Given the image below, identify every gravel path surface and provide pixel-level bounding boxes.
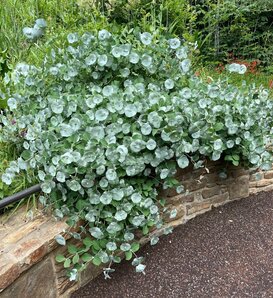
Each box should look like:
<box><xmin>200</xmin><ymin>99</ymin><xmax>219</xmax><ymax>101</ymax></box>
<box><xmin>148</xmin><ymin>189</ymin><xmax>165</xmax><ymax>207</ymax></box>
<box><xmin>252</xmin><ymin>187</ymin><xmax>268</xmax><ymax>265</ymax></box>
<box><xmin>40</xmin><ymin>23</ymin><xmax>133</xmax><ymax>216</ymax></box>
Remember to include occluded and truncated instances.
<box><xmin>72</xmin><ymin>192</ymin><xmax>273</xmax><ymax>298</ymax></box>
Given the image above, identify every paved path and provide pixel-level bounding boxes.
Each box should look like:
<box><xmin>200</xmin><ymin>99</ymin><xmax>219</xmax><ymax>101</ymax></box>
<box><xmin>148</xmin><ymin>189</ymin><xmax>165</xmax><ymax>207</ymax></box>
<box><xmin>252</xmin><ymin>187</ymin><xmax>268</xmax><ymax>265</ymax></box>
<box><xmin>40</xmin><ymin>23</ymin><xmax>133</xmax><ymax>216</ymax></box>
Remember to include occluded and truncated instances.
<box><xmin>72</xmin><ymin>192</ymin><xmax>273</xmax><ymax>298</ymax></box>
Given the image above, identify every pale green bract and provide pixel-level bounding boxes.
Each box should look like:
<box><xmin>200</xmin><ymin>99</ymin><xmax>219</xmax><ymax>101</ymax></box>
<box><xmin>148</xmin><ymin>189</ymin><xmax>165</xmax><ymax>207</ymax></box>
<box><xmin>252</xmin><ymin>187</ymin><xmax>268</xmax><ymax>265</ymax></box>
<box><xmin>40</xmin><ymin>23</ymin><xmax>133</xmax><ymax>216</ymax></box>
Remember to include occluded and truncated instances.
<box><xmin>1</xmin><ymin>28</ymin><xmax>273</xmax><ymax>279</ymax></box>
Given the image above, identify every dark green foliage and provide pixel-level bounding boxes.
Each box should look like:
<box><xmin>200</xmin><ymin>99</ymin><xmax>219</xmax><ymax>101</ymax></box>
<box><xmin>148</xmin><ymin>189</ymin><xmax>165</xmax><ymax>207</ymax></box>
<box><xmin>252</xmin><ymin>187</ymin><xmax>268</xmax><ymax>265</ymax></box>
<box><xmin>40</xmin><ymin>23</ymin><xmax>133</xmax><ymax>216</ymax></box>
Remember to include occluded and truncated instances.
<box><xmin>192</xmin><ymin>0</ymin><xmax>273</xmax><ymax>67</ymax></box>
<box><xmin>99</xmin><ymin>0</ymin><xmax>273</xmax><ymax>68</ymax></box>
<box><xmin>1</xmin><ymin>0</ymin><xmax>272</xmax><ymax>71</ymax></box>
<box><xmin>105</xmin><ymin>0</ymin><xmax>195</xmax><ymax>37</ymax></box>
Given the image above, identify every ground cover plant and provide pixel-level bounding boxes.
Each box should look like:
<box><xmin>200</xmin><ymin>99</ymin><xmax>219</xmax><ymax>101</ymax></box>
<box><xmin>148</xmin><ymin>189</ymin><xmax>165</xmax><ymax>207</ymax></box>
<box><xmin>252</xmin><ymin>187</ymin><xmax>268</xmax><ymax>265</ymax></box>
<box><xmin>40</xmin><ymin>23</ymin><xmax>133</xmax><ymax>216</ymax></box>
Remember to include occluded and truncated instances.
<box><xmin>1</xmin><ymin>27</ymin><xmax>273</xmax><ymax>280</ymax></box>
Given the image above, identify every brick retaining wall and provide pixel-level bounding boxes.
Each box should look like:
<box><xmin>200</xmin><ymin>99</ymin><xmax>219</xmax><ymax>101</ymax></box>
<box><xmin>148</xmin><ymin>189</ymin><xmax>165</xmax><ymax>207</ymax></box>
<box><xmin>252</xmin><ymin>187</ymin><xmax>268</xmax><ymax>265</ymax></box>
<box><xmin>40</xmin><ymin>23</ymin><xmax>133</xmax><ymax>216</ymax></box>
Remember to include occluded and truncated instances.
<box><xmin>1</xmin><ymin>162</ymin><xmax>272</xmax><ymax>298</ymax></box>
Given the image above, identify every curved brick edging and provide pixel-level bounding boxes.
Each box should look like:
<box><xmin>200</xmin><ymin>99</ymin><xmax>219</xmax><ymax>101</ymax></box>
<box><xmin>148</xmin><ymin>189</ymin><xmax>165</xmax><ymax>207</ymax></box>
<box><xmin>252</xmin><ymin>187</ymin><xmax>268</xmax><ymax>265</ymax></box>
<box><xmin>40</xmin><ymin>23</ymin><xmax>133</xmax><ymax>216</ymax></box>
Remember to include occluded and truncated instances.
<box><xmin>0</xmin><ymin>161</ymin><xmax>272</xmax><ymax>298</ymax></box>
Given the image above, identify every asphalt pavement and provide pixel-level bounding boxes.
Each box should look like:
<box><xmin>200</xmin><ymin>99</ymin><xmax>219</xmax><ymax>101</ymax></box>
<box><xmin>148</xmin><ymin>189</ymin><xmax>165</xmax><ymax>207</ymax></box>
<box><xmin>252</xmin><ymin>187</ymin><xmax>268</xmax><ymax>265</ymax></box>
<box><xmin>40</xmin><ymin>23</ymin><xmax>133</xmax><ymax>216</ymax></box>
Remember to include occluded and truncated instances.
<box><xmin>72</xmin><ymin>191</ymin><xmax>273</xmax><ymax>298</ymax></box>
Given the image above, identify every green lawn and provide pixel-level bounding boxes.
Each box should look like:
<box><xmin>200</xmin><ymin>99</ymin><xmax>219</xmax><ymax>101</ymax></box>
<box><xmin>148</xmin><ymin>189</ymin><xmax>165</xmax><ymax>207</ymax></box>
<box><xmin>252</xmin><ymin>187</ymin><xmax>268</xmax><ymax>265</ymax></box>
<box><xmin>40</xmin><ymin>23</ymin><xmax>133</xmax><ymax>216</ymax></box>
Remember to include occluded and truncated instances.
<box><xmin>197</xmin><ymin>66</ymin><xmax>273</xmax><ymax>94</ymax></box>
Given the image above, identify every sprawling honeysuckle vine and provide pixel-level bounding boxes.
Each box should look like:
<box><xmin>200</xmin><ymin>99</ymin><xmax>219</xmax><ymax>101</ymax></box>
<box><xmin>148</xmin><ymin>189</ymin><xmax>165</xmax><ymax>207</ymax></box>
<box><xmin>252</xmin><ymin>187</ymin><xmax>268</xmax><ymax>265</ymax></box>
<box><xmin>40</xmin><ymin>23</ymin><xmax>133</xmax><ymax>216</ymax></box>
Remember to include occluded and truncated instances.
<box><xmin>1</xmin><ymin>29</ymin><xmax>273</xmax><ymax>280</ymax></box>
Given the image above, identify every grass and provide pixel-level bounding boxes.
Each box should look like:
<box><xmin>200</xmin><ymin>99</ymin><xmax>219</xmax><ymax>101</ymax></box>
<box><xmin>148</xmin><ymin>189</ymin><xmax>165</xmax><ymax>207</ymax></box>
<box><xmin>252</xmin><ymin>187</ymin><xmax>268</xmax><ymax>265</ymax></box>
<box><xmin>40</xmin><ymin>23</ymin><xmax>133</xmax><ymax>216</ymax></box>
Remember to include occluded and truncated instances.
<box><xmin>0</xmin><ymin>0</ymin><xmax>107</xmax><ymax>68</ymax></box>
<box><xmin>196</xmin><ymin>66</ymin><xmax>273</xmax><ymax>95</ymax></box>
<box><xmin>0</xmin><ymin>142</ymin><xmax>36</xmax><ymax>210</ymax></box>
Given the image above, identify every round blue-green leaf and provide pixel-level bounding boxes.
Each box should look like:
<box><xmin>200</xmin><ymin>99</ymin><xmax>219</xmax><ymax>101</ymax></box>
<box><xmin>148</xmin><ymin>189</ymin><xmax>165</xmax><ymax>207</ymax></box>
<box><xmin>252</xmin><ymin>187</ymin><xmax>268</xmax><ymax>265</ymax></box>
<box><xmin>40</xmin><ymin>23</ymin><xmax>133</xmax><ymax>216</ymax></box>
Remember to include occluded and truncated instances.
<box><xmin>169</xmin><ymin>209</ymin><xmax>177</xmax><ymax>219</ymax></box>
<box><xmin>124</xmin><ymin>104</ymin><xmax>137</xmax><ymax>117</ymax></box>
<box><xmin>114</xmin><ymin>210</ymin><xmax>127</xmax><ymax>221</ymax></box>
<box><xmin>67</xmin><ymin>180</ymin><xmax>81</xmax><ymax>192</ymax></box>
<box><xmin>95</xmin><ymin>109</ymin><xmax>109</xmax><ymax>122</ymax></box>
<box><xmin>85</xmin><ymin>211</ymin><xmax>95</xmax><ymax>222</ymax></box>
<box><xmin>85</xmin><ymin>53</ymin><xmax>97</xmax><ymax>66</ymax></box>
<box><xmin>146</xmin><ymin>139</ymin><xmax>157</xmax><ymax>151</ymax></box>
<box><xmin>135</xmin><ymin>264</ymin><xmax>146</xmax><ymax>273</ymax></box>
<box><xmin>106</xmin><ymin>169</ymin><xmax>117</xmax><ymax>181</ymax></box>
<box><xmin>7</xmin><ymin>98</ymin><xmax>17</xmax><ymax>110</ymax></box>
<box><xmin>98</xmin><ymin>29</ymin><xmax>111</xmax><ymax>40</ymax></box>
<box><xmin>67</xmin><ymin>33</ymin><xmax>78</xmax><ymax>43</ymax></box>
<box><xmin>100</xmin><ymin>192</ymin><xmax>112</xmax><ymax>205</ymax></box>
<box><xmin>55</xmin><ymin>235</ymin><xmax>66</xmax><ymax>246</ymax></box>
<box><xmin>168</xmin><ymin>38</ymin><xmax>181</xmax><ymax>49</ymax></box>
<box><xmin>89</xmin><ymin>227</ymin><xmax>104</xmax><ymax>239</ymax></box>
<box><xmin>41</xmin><ymin>181</ymin><xmax>52</xmax><ymax>194</ymax></box>
<box><xmin>141</xmin><ymin>123</ymin><xmax>152</xmax><ymax>135</ymax></box>
<box><xmin>213</xmin><ymin>139</ymin><xmax>223</xmax><ymax>151</ymax></box>
<box><xmin>177</xmin><ymin>155</ymin><xmax>189</xmax><ymax>169</ymax></box>
<box><xmin>150</xmin><ymin>205</ymin><xmax>158</xmax><ymax>214</ymax></box>
<box><xmin>180</xmin><ymin>59</ymin><xmax>191</xmax><ymax>73</ymax></box>
<box><xmin>98</xmin><ymin>54</ymin><xmax>108</xmax><ymax>67</ymax></box>
<box><xmin>164</xmin><ymin>79</ymin><xmax>174</xmax><ymax>90</ymax></box>
<box><xmin>132</xmin><ymin>215</ymin><xmax>145</xmax><ymax>227</ymax></box>
<box><xmin>106</xmin><ymin>222</ymin><xmax>122</xmax><ymax>234</ymax></box>
<box><xmin>131</xmin><ymin>193</ymin><xmax>142</xmax><ymax>204</ymax></box>
<box><xmin>129</xmin><ymin>52</ymin><xmax>140</xmax><ymax>64</ymax></box>
<box><xmin>150</xmin><ymin>236</ymin><xmax>159</xmax><ymax>245</ymax></box>
<box><xmin>140</xmin><ymin>32</ymin><xmax>152</xmax><ymax>45</ymax></box>
<box><xmin>120</xmin><ymin>243</ymin><xmax>131</xmax><ymax>252</ymax></box>
<box><xmin>106</xmin><ymin>242</ymin><xmax>117</xmax><ymax>251</ymax></box>
<box><xmin>141</xmin><ymin>54</ymin><xmax>152</xmax><ymax>67</ymax></box>
<box><xmin>124</xmin><ymin>232</ymin><xmax>134</xmax><ymax>241</ymax></box>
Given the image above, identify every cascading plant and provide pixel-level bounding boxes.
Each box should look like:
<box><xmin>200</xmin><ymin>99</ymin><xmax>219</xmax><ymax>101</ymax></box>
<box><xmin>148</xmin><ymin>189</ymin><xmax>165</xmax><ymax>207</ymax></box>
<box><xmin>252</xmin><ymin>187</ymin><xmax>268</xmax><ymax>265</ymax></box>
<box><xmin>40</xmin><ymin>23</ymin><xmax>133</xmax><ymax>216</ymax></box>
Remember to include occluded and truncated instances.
<box><xmin>1</xmin><ymin>28</ymin><xmax>273</xmax><ymax>280</ymax></box>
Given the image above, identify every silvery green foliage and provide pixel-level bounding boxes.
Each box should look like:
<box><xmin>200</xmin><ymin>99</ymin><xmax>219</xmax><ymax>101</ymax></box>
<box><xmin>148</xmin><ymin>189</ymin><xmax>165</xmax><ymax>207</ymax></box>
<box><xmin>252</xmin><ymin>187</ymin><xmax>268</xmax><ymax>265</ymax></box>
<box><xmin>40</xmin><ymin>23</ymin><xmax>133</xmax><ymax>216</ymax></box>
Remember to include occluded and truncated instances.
<box><xmin>227</xmin><ymin>63</ymin><xmax>247</xmax><ymax>75</ymax></box>
<box><xmin>23</xmin><ymin>18</ymin><xmax>47</xmax><ymax>41</ymax></box>
<box><xmin>1</xmin><ymin>29</ymin><xmax>273</xmax><ymax>278</ymax></box>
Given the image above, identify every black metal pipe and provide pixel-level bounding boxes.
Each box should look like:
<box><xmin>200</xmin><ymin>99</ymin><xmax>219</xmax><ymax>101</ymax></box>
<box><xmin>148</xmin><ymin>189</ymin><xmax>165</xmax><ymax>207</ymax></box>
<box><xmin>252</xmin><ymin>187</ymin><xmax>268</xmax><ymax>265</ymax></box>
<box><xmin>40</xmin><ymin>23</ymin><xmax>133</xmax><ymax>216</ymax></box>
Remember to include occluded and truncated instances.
<box><xmin>0</xmin><ymin>183</ymin><xmax>41</xmax><ymax>209</ymax></box>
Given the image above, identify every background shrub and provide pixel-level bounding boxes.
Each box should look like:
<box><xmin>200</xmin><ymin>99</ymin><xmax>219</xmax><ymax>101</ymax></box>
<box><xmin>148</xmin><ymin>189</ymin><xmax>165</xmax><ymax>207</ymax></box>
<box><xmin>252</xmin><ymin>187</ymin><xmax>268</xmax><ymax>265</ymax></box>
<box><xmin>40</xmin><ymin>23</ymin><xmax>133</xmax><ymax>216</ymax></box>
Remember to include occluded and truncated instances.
<box><xmin>193</xmin><ymin>0</ymin><xmax>273</xmax><ymax>69</ymax></box>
